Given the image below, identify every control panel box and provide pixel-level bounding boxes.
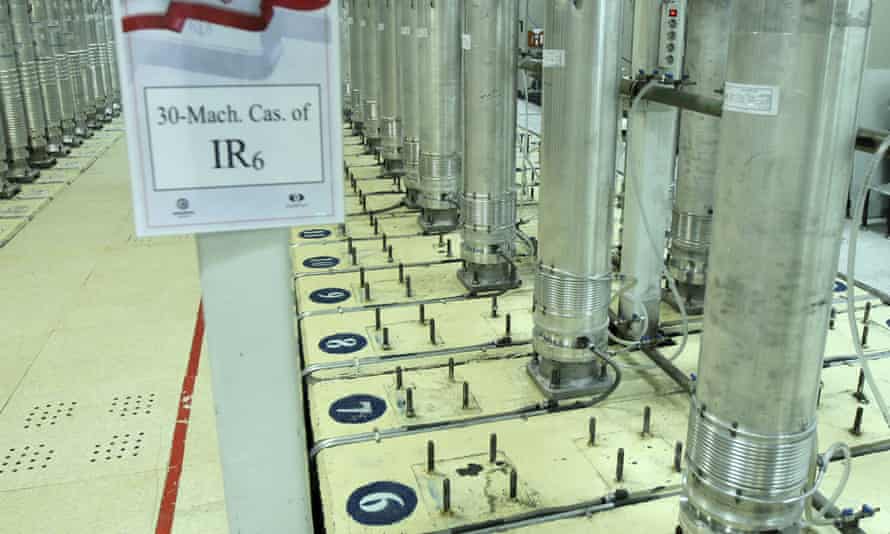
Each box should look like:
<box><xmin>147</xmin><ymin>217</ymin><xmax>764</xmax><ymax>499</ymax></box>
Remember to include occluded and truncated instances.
<box><xmin>657</xmin><ymin>0</ymin><xmax>686</xmax><ymax>75</ymax></box>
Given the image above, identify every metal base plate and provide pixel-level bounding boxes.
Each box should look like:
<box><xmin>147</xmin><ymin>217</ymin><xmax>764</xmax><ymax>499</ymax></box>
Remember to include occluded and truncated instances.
<box><xmin>418</xmin><ymin>209</ymin><xmax>459</xmax><ymax>234</ymax></box>
<box><xmin>0</xmin><ymin>180</ymin><xmax>21</xmax><ymax>199</ymax></box>
<box><xmin>526</xmin><ymin>358</ymin><xmax>615</xmax><ymax>401</ymax></box>
<box><xmin>8</xmin><ymin>166</ymin><xmax>40</xmax><ymax>184</ymax></box>
<box><xmin>457</xmin><ymin>263</ymin><xmax>521</xmax><ymax>294</ymax></box>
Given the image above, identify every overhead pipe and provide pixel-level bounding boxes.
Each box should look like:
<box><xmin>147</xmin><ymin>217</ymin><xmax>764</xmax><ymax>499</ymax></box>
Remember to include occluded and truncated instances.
<box><xmin>379</xmin><ymin>0</ymin><xmax>403</xmax><ymax>172</ymax></box>
<box><xmin>527</xmin><ymin>0</ymin><xmax>623</xmax><ymax>399</ymax></box>
<box><xmin>417</xmin><ymin>0</ymin><xmax>462</xmax><ymax>234</ymax></box>
<box><xmin>457</xmin><ymin>0</ymin><xmax>520</xmax><ymax>292</ymax></box>
<box><xmin>667</xmin><ymin>0</ymin><xmax>731</xmax><ymax>314</ymax></box>
<box><xmin>679</xmin><ymin>0</ymin><xmax>871</xmax><ymax>531</ymax></box>
<box><xmin>397</xmin><ymin>0</ymin><xmax>422</xmax><ymax>207</ymax></box>
<box><xmin>360</xmin><ymin>0</ymin><xmax>382</xmax><ymax>153</ymax></box>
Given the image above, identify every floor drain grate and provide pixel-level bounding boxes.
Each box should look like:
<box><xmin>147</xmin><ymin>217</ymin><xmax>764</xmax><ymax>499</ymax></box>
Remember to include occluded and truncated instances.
<box><xmin>0</xmin><ymin>444</ymin><xmax>55</xmax><ymax>474</ymax></box>
<box><xmin>91</xmin><ymin>433</ymin><xmax>145</xmax><ymax>463</ymax></box>
<box><xmin>25</xmin><ymin>401</ymin><xmax>77</xmax><ymax>429</ymax></box>
<box><xmin>108</xmin><ymin>393</ymin><xmax>156</xmax><ymax>417</ymax></box>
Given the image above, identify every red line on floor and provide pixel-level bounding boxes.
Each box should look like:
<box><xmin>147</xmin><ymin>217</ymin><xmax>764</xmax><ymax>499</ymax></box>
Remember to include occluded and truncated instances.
<box><xmin>155</xmin><ymin>300</ymin><xmax>205</xmax><ymax>534</ymax></box>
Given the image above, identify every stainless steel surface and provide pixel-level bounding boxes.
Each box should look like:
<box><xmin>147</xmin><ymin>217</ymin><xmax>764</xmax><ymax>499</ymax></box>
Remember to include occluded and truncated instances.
<box><xmin>60</xmin><ymin>0</ymin><xmax>90</xmax><ymax>136</ymax></box>
<box><xmin>340</xmin><ymin>0</ymin><xmax>352</xmax><ymax>118</ymax></box>
<box><xmin>90</xmin><ymin>0</ymin><xmax>113</xmax><ymax>118</ymax></box>
<box><xmin>379</xmin><ymin>0</ymin><xmax>402</xmax><ymax>165</ymax></box>
<box><xmin>0</xmin><ymin>1</ymin><xmax>37</xmax><ymax>179</ymax></box>
<box><xmin>68</xmin><ymin>0</ymin><xmax>98</xmax><ymax>128</ymax></box>
<box><xmin>47</xmin><ymin>0</ymin><xmax>78</xmax><ymax>143</ymax></box>
<box><xmin>81</xmin><ymin>0</ymin><xmax>108</xmax><ymax>120</ymax></box>
<box><xmin>680</xmin><ymin>1</ymin><xmax>870</xmax><ymax>531</ymax></box>
<box><xmin>529</xmin><ymin>0</ymin><xmax>623</xmax><ymax>397</ymax></box>
<box><xmin>398</xmin><ymin>0</ymin><xmax>421</xmax><ymax>205</ymax></box>
<box><xmin>668</xmin><ymin>0</ymin><xmax>730</xmax><ymax>309</ymax></box>
<box><xmin>29</xmin><ymin>0</ymin><xmax>66</xmax><ymax>154</ymax></box>
<box><xmin>361</xmin><ymin>0</ymin><xmax>381</xmax><ymax>144</ymax></box>
<box><xmin>9</xmin><ymin>0</ymin><xmax>53</xmax><ymax>164</ymax></box>
<box><xmin>458</xmin><ymin>0</ymin><xmax>519</xmax><ymax>291</ymax></box>
<box><xmin>102</xmin><ymin>0</ymin><xmax>120</xmax><ymax>112</ymax></box>
<box><xmin>618</xmin><ymin>0</ymin><xmax>681</xmax><ymax>340</ymax></box>
<box><xmin>417</xmin><ymin>0</ymin><xmax>462</xmax><ymax>231</ymax></box>
<box><xmin>348</xmin><ymin>0</ymin><xmax>364</xmax><ymax>130</ymax></box>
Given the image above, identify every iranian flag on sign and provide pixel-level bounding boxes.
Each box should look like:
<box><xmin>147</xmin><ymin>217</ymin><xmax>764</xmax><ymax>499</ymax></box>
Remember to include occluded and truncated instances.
<box><xmin>121</xmin><ymin>0</ymin><xmax>329</xmax><ymax>33</ymax></box>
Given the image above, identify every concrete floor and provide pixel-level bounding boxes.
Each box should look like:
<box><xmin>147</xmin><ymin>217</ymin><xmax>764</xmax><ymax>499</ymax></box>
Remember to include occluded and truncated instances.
<box><xmin>1</xmin><ymin>131</ymin><xmax>888</xmax><ymax>532</ymax></box>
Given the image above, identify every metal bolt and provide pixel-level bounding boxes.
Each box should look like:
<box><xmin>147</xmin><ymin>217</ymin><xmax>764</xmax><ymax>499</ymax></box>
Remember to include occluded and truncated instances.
<box><xmin>406</xmin><ymin>387</ymin><xmax>415</xmax><ymax>418</ymax></box>
<box><xmin>642</xmin><ymin>406</ymin><xmax>652</xmax><ymax>436</ymax></box>
<box><xmin>448</xmin><ymin>357</ymin><xmax>455</xmax><ymax>381</ymax></box>
<box><xmin>505</xmin><ymin>314</ymin><xmax>512</xmax><ymax>339</ymax></box>
<box><xmin>674</xmin><ymin>441</ymin><xmax>683</xmax><ymax>473</ymax></box>
<box><xmin>438</xmin><ymin>233</ymin><xmax>444</xmax><ymax>247</ymax></box>
<box><xmin>864</xmin><ymin>301</ymin><xmax>872</xmax><ymax>323</ymax></box>
<box><xmin>829</xmin><ymin>308</ymin><xmax>836</xmax><ymax>330</ymax></box>
<box><xmin>588</xmin><ymin>417</ymin><xmax>596</xmax><ymax>446</ymax></box>
<box><xmin>347</xmin><ymin>237</ymin><xmax>353</xmax><ymax>251</ymax></box>
<box><xmin>382</xmin><ymin>233</ymin><xmax>388</xmax><ymax>252</ymax></box>
<box><xmin>862</xmin><ymin>323</ymin><xmax>870</xmax><ymax>348</ymax></box>
<box><xmin>817</xmin><ymin>381</ymin><xmax>824</xmax><ymax>408</ymax></box>
<box><xmin>382</xmin><ymin>327</ymin><xmax>391</xmax><ymax>350</ymax></box>
<box><xmin>616</xmin><ymin>448</ymin><xmax>625</xmax><ymax>482</ymax></box>
<box><xmin>419</xmin><ymin>303</ymin><xmax>426</xmax><ymax>324</ymax></box>
<box><xmin>375</xmin><ymin>307</ymin><xmax>382</xmax><ymax>330</ymax></box>
<box><xmin>427</xmin><ymin>440</ymin><xmax>435</xmax><ymax>473</ymax></box>
<box><xmin>489</xmin><ymin>433</ymin><xmax>497</xmax><ymax>463</ymax></box>
<box><xmin>373</xmin><ymin>217</ymin><xmax>379</xmax><ymax>235</ymax></box>
<box><xmin>429</xmin><ymin>319</ymin><xmax>437</xmax><ymax>345</ymax></box>
<box><xmin>854</xmin><ymin>370</ymin><xmax>868</xmax><ymax>404</ymax></box>
<box><xmin>491</xmin><ymin>296</ymin><xmax>498</xmax><ymax>318</ymax></box>
<box><xmin>462</xmin><ymin>381</ymin><xmax>470</xmax><ymax>409</ymax></box>
<box><xmin>509</xmin><ymin>469</ymin><xmax>518</xmax><ymax>500</ymax></box>
<box><xmin>364</xmin><ymin>282</ymin><xmax>371</xmax><ymax>302</ymax></box>
<box><xmin>406</xmin><ymin>275</ymin><xmax>413</xmax><ymax>297</ymax></box>
<box><xmin>398</xmin><ymin>263</ymin><xmax>405</xmax><ymax>283</ymax></box>
<box><xmin>550</xmin><ymin>367</ymin><xmax>561</xmax><ymax>388</ymax></box>
<box><xmin>396</xmin><ymin>366</ymin><xmax>403</xmax><ymax>390</ymax></box>
<box><xmin>441</xmin><ymin>478</ymin><xmax>451</xmax><ymax>514</ymax></box>
<box><xmin>387</xmin><ymin>245</ymin><xmax>394</xmax><ymax>263</ymax></box>
<box><xmin>446</xmin><ymin>239</ymin><xmax>452</xmax><ymax>257</ymax></box>
<box><xmin>850</xmin><ymin>406</ymin><xmax>864</xmax><ymax>436</ymax></box>
<box><xmin>359</xmin><ymin>267</ymin><xmax>366</xmax><ymax>288</ymax></box>
<box><xmin>350</xmin><ymin>247</ymin><xmax>357</xmax><ymax>266</ymax></box>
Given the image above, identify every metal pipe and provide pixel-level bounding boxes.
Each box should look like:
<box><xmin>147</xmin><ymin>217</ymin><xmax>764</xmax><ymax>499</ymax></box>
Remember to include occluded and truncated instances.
<box><xmin>29</xmin><ymin>0</ymin><xmax>68</xmax><ymax>157</ymax></box>
<box><xmin>379</xmin><ymin>0</ymin><xmax>402</xmax><ymax>170</ymax></box>
<box><xmin>81</xmin><ymin>0</ymin><xmax>109</xmax><ymax>122</ymax></box>
<box><xmin>60</xmin><ymin>0</ymin><xmax>91</xmax><ymax>137</ymax></box>
<box><xmin>0</xmin><ymin>118</ymin><xmax>19</xmax><ymax>198</ymax></box>
<box><xmin>0</xmin><ymin>1</ymin><xmax>40</xmax><ymax>182</ymax></box>
<box><xmin>340</xmin><ymin>0</ymin><xmax>352</xmax><ymax>120</ymax></box>
<box><xmin>90</xmin><ymin>0</ymin><xmax>114</xmax><ymax>120</ymax></box>
<box><xmin>457</xmin><ymin>0</ymin><xmax>519</xmax><ymax>292</ymax></box>
<box><xmin>348</xmin><ymin>0</ymin><xmax>364</xmax><ymax>134</ymax></box>
<box><xmin>47</xmin><ymin>0</ymin><xmax>80</xmax><ymax>146</ymax></box>
<box><xmin>679</xmin><ymin>1</ymin><xmax>871</xmax><ymax>531</ymax></box>
<box><xmin>67</xmin><ymin>0</ymin><xmax>99</xmax><ymax>130</ymax></box>
<box><xmin>102</xmin><ymin>0</ymin><xmax>120</xmax><ymax>114</ymax></box>
<box><xmin>417</xmin><ymin>0</ymin><xmax>462</xmax><ymax>233</ymax></box>
<box><xmin>668</xmin><ymin>0</ymin><xmax>731</xmax><ymax>313</ymax></box>
<box><xmin>398</xmin><ymin>0</ymin><xmax>422</xmax><ymax>207</ymax></box>
<box><xmin>527</xmin><ymin>0</ymin><xmax>623</xmax><ymax>400</ymax></box>
<box><xmin>9</xmin><ymin>0</ymin><xmax>55</xmax><ymax>167</ymax></box>
<box><xmin>618</xmin><ymin>0</ymin><xmax>682</xmax><ymax>340</ymax></box>
<box><xmin>360</xmin><ymin>0</ymin><xmax>382</xmax><ymax>150</ymax></box>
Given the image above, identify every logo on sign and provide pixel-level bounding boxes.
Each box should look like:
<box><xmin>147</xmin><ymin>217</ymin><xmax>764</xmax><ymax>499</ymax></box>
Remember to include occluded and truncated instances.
<box><xmin>347</xmin><ymin>481</ymin><xmax>417</xmax><ymax>526</ymax></box>
<box><xmin>302</xmin><ymin>256</ymin><xmax>340</xmax><ymax>269</ymax></box>
<box><xmin>833</xmin><ymin>280</ymin><xmax>848</xmax><ymax>293</ymax></box>
<box><xmin>309</xmin><ymin>287</ymin><xmax>350</xmax><ymax>304</ymax></box>
<box><xmin>299</xmin><ymin>228</ymin><xmax>332</xmax><ymax>239</ymax></box>
<box><xmin>329</xmin><ymin>394</ymin><xmax>386</xmax><ymax>424</ymax></box>
<box><xmin>319</xmin><ymin>333</ymin><xmax>367</xmax><ymax>354</ymax></box>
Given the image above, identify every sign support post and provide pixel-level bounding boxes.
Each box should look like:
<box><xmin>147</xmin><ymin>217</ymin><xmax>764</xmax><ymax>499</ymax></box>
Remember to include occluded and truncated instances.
<box><xmin>196</xmin><ymin>227</ymin><xmax>313</xmax><ymax>533</ymax></box>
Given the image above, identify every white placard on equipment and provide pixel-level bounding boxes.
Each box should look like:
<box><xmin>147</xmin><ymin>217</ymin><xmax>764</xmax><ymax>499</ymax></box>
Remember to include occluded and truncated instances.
<box><xmin>113</xmin><ymin>0</ymin><xmax>344</xmax><ymax>236</ymax></box>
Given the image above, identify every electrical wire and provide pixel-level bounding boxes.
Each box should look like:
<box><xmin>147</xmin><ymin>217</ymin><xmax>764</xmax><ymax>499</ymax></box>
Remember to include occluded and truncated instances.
<box><xmin>845</xmin><ymin>133</ymin><xmax>890</xmax><ymax>428</ymax></box>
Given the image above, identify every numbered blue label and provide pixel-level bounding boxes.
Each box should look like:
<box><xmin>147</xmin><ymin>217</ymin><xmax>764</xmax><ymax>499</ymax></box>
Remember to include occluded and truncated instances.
<box><xmin>329</xmin><ymin>394</ymin><xmax>387</xmax><ymax>424</ymax></box>
<box><xmin>303</xmin><ymin>256</ymin><xmax>340</xmax><ymax>269</ymax></box>
<box><xmin>309</xmin><ymin>287</ymin><xmax>351</xmax><ymax>304</ymax></box>
<box><xmin>833</xmin><ymin>280</ymin><xmax>848</xmax><ymax>292</ymax></box>
<box><xmin>299</xmin><ymin>228</ymin><xmax>332</xmax><ymax>239</ymax></box>
<box><xmin>319</xmin><ymin>333</ymin><xmax>368</xmax><ymax>354</ymax></box>
<box><xmin>347</xmin><ymin>481</ymin><xmax>417</xmax><ymax>526</ymax></box>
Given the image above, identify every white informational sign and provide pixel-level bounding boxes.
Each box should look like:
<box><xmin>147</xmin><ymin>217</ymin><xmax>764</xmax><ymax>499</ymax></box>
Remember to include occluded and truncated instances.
<box><xmin>112</xmin><ymin>0</ymin><xmax>344</xmax><ymax>236</ymax></box>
